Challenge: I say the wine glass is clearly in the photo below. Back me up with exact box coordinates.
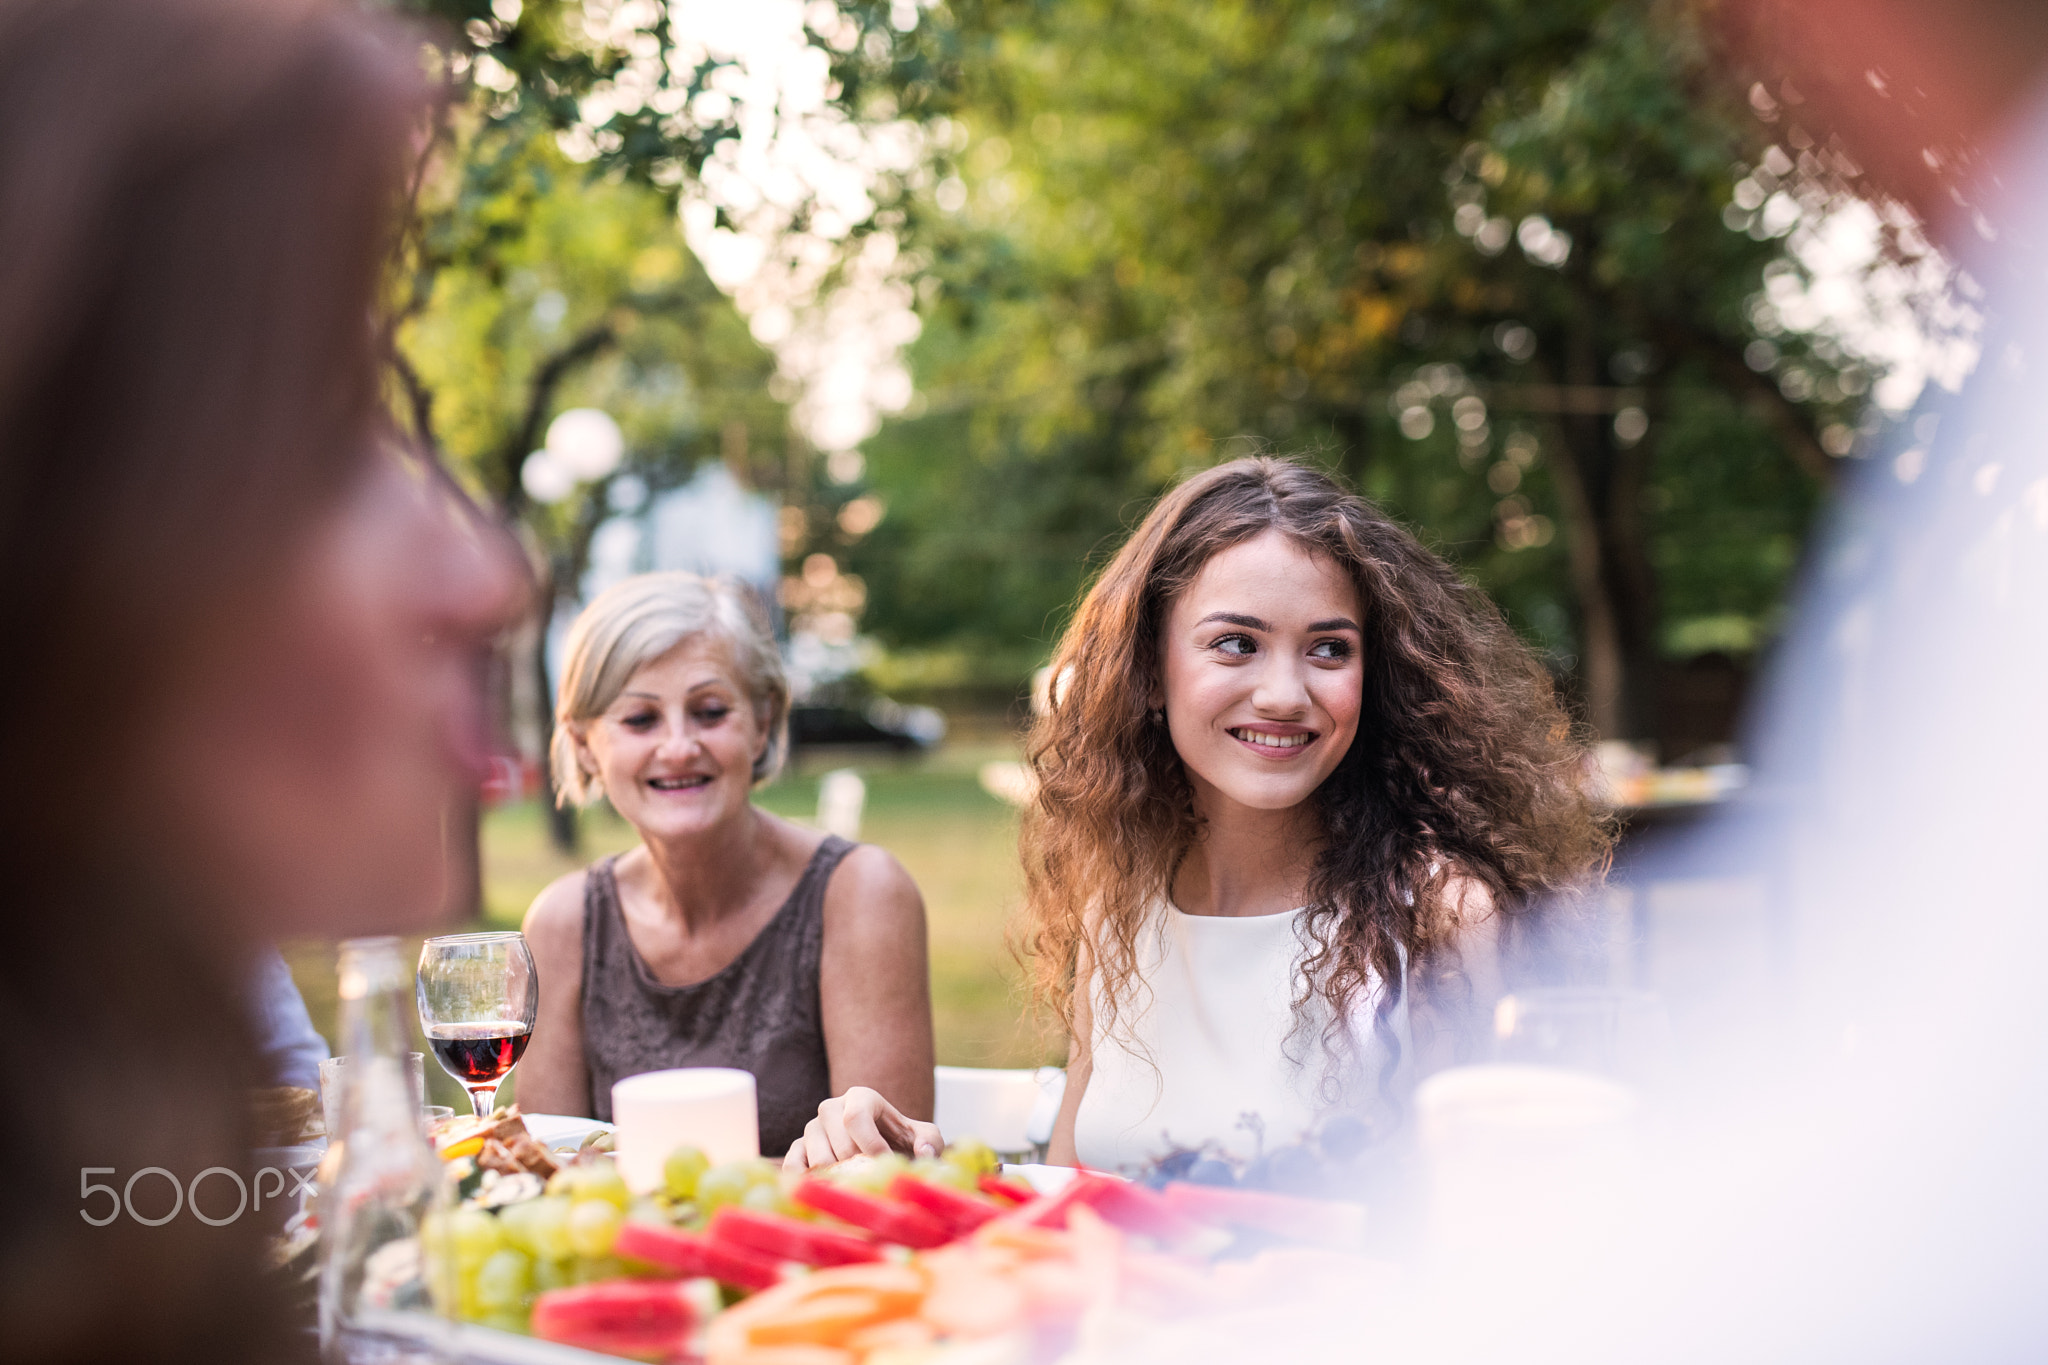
[416,931,538,1119]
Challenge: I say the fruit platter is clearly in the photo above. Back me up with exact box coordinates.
[375,1107,1390,1365]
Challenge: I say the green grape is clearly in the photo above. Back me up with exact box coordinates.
[477,1311,528,1336]
[943,1139,999,1179]
[625,1196,671,1227]
[572,1161,632,1211]
[418,1210,451,1270]
[418,1213,461,1314]
[663,1146,710,1200]
[448,1207,504,1270]
[532,1256,573,1293]
[495,1199,540,1255]
[911,1156,978,1193]
[740,1181,797,1217]
[572,1255,627,1285]
[474,1248,534,1312]
[693,1162,755,1215]
[742,1159,783,1188]
[525,1196,576,1262]
[567,1198,624,1259]
[833,1152,909,1193]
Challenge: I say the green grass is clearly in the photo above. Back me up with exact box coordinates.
[282,743,1056,1107]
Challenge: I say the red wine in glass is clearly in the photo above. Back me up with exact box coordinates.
[426,1021,531,1087]
[417,932,539,1117]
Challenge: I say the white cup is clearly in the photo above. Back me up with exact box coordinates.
[933,1066,1045,1155]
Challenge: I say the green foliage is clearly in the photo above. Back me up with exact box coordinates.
[837,0,1861,739]
[1650,375,1817,635]
[371,1,848,841]
[380,0,805,560]
[399,131,783,524]
[389,0,738,202]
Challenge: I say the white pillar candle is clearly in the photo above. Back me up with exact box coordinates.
[612,1067,760,1193]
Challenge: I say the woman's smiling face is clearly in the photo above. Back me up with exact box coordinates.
[1158,529,1365,816]
[577,634,765,841]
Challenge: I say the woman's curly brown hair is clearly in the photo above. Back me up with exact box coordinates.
[1019,457,1610,1102]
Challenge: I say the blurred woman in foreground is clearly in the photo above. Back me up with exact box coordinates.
[520,573,936,1163]
[0,1,523,1360]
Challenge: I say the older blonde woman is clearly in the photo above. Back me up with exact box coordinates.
[519,572,939,1162]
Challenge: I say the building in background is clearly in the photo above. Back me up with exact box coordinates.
[548,460,781,690]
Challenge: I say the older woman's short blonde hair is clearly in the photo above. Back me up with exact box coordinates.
[551,571,789,806]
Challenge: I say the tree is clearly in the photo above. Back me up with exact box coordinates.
[400,127,792,844]
[838,0,1884,748]
[372,1,874,846]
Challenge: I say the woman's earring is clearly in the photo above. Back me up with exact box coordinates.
[1149,706,1166,725]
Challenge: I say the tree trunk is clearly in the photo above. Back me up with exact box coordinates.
[1602,426,1664,748]
[1547,315,1663,746]
[530,557,578,855]
[483,328,619,857]
[1321,403,1376,491]
[1547,436,1628,737]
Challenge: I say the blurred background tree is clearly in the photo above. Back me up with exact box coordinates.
[382,1,838,846]
[365,0,1965,832]
[812,0,1932,754]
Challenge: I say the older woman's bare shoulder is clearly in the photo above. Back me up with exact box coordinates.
[523,868,592,952]
[822,842,922,917]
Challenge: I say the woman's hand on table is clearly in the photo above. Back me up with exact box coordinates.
[784,1086,944,1172]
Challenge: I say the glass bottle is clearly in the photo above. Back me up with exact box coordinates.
[318,936,446,1357]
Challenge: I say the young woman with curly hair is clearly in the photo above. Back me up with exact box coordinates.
[1028,456,1610,1170]
[833,456,1607,1172]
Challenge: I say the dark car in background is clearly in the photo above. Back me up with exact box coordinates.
[788,696,946,753]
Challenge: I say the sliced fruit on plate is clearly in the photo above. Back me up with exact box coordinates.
[976,1174,1037,1206]
[612,1220,783,1291]
[792,1179,953,1249]
[746,1291,895,1347]
[529,1278,695,1358]
[706,1261,927,1361]
[1008,1172,1207,1243]
[844,1316,936,1353]
[708,1206,883,1267]
[915,1250,1029,1339]
[887,1174,1001,1236]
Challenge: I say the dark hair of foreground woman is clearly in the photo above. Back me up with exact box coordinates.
[0,2,489,1362]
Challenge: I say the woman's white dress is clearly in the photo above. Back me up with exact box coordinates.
[1071,901,1406,1174]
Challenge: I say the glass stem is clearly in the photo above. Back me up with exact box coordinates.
[468,1084,499,1118]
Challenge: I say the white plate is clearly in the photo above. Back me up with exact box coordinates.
[1002,1162,1080,1196]
[522,1113,615,1152]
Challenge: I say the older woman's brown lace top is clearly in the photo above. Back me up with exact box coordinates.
[579,836,852,1155]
